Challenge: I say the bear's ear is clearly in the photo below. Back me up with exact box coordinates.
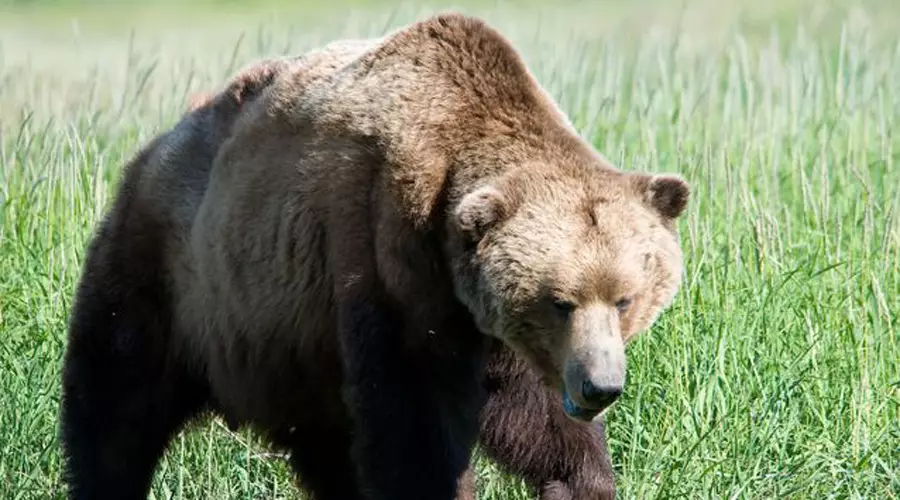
[454,185,510,243]
[633,173,690,219]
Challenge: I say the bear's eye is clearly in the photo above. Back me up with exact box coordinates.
[552,298,577,315]
[615,297,633,313]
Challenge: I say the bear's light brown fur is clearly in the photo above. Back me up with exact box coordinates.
[60,13,688,500]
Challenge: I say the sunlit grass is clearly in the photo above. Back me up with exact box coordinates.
[1,1,898,498]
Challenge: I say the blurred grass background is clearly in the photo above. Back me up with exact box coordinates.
[1,0,898,498]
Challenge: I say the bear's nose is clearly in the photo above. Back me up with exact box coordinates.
[581,379,622,410]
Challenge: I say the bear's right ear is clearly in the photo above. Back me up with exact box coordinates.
[454,185,510,243]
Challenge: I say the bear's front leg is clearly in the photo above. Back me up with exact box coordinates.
[336,291,486,500]
[476,343,616,500]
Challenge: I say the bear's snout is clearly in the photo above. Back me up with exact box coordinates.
[561,305,627,420]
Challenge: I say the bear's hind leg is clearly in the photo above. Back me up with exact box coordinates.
[59,292,207,500]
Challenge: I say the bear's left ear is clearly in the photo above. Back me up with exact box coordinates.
[633,173,690,219]
[454,184,511,243]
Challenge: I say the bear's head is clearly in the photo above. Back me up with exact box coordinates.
[449,164,689,422]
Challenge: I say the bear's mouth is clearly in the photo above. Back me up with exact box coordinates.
[562,391,603,422]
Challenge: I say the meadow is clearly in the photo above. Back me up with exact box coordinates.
[0,0,898,498]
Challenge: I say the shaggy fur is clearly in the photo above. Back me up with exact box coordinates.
[59,13,688,500]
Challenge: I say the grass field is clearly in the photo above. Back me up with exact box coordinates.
[1,0,899,498]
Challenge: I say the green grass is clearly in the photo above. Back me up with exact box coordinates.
[1,0,899,498]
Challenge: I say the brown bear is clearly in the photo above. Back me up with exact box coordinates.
[59,13,688,500]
